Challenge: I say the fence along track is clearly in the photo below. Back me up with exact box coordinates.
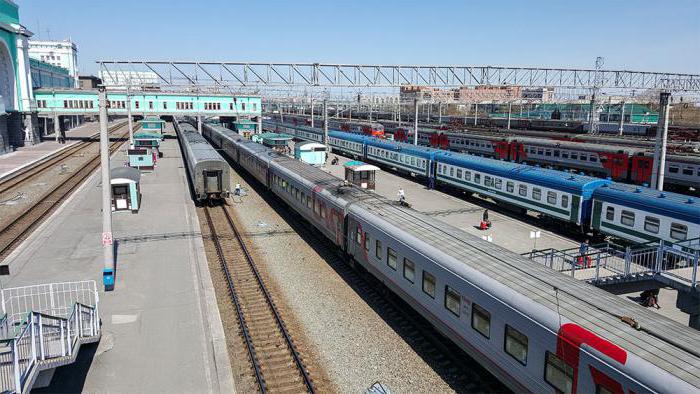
[0,121,127,195]
[203,204,315,393]
[0,124,133,261]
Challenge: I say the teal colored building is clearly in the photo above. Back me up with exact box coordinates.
[30,58,74,89]
[0,0,41,153]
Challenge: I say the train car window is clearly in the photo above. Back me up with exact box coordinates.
[562,152,569,159]
[313,200,320,215]
[403,258,415,283]
[532,188,542,201]
[484,176,492,187]
[545,150,552,157]
[553,150,560,158]
[606,206,615,221]
[387,248,397,270]
[465,171,471,181]
[670,223,688,241]
[683,168,694,176]
[229,103,233,110]
[571,153,578,160]
[621,210,635,227]
[494,178,502,190]
[506,182,514,193]
[364,233,370,251]
[450,167,454,177]
[422,271,436,298]
[547,191,557,205]
[537,149,544,155]
[456,169,463,178]
[644,216,660,234]
[474,174,481,184]
[321,206,327,219]
[561,195,569,208]
[355,228,362,245]
[471,303,491,338]
[545,352,574,394]
[669,166,679,174]
[444,286,461,317]
[504,325,528,365]
[375,240,382,260]
[519,185,527,197]
[590,156,598,162]
[411,157,416,166]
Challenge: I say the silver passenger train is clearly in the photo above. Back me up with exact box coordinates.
[201,122,700,394]
[175,120,231,201]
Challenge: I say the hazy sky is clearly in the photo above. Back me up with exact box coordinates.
[17,0,700,75]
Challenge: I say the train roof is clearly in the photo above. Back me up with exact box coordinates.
[351,197,700,389]
[437,151,611,195]
[364,135,442,158]
[513,136,646,153]
[328,130,366,143]
[592,183,700,224]
[178,122,227,162]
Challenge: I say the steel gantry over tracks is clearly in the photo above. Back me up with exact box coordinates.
[96,61,700,91]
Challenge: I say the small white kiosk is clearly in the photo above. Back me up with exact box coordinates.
[110,167,141,213]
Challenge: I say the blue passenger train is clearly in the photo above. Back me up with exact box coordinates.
[263,119,700,244]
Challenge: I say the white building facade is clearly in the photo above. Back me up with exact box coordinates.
[28,39,78,88]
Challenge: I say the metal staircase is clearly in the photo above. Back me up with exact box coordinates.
[0,281,100,393]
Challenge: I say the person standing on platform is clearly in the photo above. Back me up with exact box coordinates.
[397,187,405,204]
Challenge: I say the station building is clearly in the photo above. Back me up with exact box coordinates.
[0,0,40,155]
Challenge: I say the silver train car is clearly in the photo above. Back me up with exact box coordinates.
[205,124,700,393]
[175,120,231,201]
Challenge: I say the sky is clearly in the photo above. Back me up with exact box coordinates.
[16,0,700,76]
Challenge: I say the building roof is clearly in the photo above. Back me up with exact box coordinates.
[344,161,380,172]
[592,183,700,224]
[260,132,293,141]
[296,142,326,151]
[438,151,611,195]
[110,166,140,183]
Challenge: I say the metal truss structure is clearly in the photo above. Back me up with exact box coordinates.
[96,61,700,92]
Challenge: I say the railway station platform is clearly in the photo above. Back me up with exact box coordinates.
[1,124,234,392]
[324,153,578,253]
[0,121,120,179]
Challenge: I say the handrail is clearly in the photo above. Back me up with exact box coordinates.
[0,301,100,393]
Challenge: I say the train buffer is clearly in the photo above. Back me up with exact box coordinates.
[0,280,100,393]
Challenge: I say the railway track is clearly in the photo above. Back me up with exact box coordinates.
[0,123,132,261]
[202,204,315,394]
[0,121,126,195]
[226,161,508,393]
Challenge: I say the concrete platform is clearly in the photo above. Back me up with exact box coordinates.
[0,121,117,179]
[2,125,234,393]
[323,152,578,254]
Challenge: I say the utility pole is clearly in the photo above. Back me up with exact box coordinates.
[126,81,134,146]
[413,98,419,146]
[618,101,625,136]
[310,97,314,128]
[588,57,604,134]
[507,101,512,130]
[650,92,671,191]
[98,86,115,291]
[398,97,402,128]
[438,102,442,124]
[323,99,329,147]
[474,103,478,126]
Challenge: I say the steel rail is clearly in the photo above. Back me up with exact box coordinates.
[218,205,315,394]
[0,122,126,195]
[0,125,133,260]
[202,206,265,393]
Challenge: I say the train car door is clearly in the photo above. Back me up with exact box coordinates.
[630,156,653,184]
[204,170,222,194]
